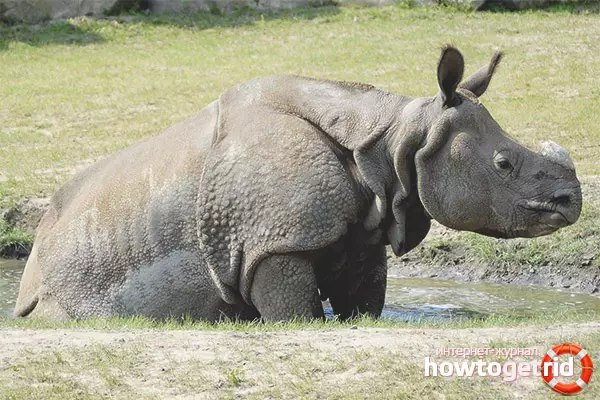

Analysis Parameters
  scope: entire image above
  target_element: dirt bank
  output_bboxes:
[1,323,599,398]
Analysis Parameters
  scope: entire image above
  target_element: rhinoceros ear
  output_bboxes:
[437,45,464,107]
[460,50,503,98]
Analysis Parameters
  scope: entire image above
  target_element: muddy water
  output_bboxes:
[381,277,600,322]
[0,259,23,317]
[2,259,600,321]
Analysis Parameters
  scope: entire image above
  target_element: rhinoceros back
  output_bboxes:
[15,102,220,319]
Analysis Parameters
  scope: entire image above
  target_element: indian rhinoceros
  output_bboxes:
[14,46,582,321]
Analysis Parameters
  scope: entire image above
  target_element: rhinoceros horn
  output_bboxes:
[538,141,575,171]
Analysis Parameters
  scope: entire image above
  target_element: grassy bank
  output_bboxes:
[1,5,599,276]
[2,301,598,330]
[0,220,31,257]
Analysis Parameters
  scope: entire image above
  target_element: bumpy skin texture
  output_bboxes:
[250,254,324,320]
[15,47,582,321]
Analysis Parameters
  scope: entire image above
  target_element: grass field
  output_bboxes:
[1,3,599,270]
[0,5,600,276]
[1,4,599,206]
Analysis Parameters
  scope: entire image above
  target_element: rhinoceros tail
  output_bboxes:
[13,244,42,317]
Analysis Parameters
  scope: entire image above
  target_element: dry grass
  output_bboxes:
[1,5,599,208]
[1,4,599,267]
[0,323,599,399]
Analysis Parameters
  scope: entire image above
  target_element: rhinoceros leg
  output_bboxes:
[13,243,70,321]
[328,246,387,320]
[354,257,387,317]
[111,250,260,322]
[250,254,324,321]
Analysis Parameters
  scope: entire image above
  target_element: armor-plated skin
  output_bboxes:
[15,47,582,321]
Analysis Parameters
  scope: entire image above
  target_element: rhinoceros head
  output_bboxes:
[410,46,582,238]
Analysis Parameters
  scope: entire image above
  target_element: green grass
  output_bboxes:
[1,5,600,208]
[1,305,597,330]
[225,368,246,387]
[0,219,32,257]
[1,5,599,280]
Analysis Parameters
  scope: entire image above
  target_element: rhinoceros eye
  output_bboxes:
[494,152,514,175]
[496,159,512,170]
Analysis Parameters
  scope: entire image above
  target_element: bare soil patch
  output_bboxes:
[1,323,599,399]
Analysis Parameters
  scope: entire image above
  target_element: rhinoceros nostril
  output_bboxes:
[551,190,572,206]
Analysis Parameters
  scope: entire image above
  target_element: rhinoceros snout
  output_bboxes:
[552,186,582,225]
[532,141,582,226]
[520,185,582,232]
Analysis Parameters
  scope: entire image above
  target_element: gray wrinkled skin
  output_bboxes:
[15,47,582,321]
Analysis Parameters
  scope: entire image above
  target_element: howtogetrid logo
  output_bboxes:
[425,342,594,396]
[541,343,594,396]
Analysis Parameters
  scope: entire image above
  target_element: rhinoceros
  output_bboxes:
[14,46,582,321]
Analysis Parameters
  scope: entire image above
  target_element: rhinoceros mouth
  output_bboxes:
[518,200,570,228]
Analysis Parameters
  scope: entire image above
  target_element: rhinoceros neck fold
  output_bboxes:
[222,74,411,151]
